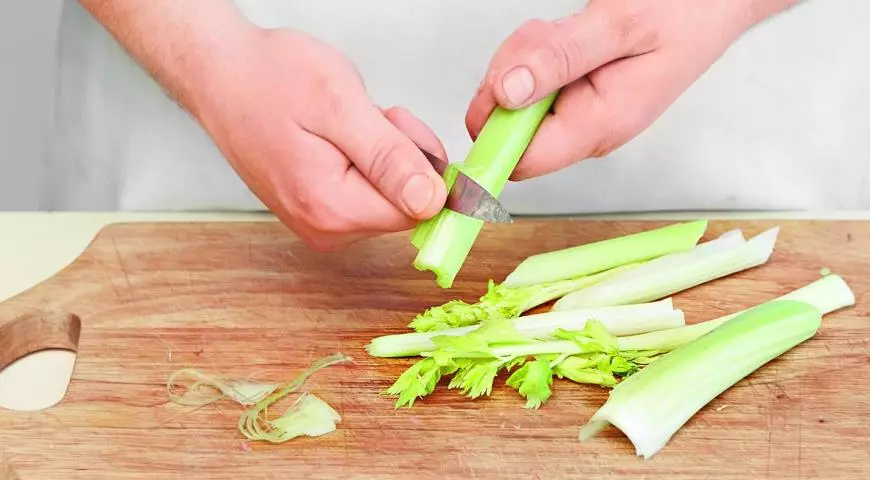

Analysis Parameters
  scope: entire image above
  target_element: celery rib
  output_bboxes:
[412,94,558,289]
[553,227,779,310]
[367,300,683,358]
[407,263,638,333]
[502,220,709,288]
[616,273,856,352]
[579,300,823,459]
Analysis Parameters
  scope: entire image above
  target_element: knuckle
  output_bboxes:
[305,73,349,127]
[607,5,660,53]
[366,136,403,186]
[294,191,354,236]
[545,36,582,83]
[306,208,351,235]
[516,18,551,37]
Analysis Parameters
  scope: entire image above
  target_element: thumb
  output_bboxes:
[319,102,447,220]
[490,11,648,109]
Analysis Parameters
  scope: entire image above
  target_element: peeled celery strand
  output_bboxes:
[412,94,558,289]
[580,300,823,459]
[367,299,683,358]
[502,220,709,288]
[553,227,779,310]
[617,273,856,352]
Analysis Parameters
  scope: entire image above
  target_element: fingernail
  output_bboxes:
[502,66,535,106]
[402,174,435,216]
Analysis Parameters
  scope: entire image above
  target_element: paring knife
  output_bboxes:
[419,148,513,223]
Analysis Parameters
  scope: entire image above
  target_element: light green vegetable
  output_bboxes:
[616,273,855,352]
[553,227,779,310]
[408,264,636,332]
[369,298,683,358]
[411,94,557,289]
[579,300,824,459]
[384,319,660,409]
[502,220,709,288]
[506,359,554,409]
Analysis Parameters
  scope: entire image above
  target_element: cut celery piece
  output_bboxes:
[408,263,639,333]
[553,227,779,310]
[580,300,823,459]
[502,220,709,288]
[366,299,682,358]
[617,273,856,352]
[412,94,558,289]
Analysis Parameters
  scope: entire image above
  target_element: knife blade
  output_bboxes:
[419,148,513,223]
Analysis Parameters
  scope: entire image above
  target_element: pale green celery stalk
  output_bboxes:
[579,300,823,459]
[411,94,557,288]
[367,299,683,357]
[502,220,709,288]
[422,272,855,361]
[408,263,637,333]
[617,273,856,352]
[421,338,646,361]
[553,227,779,311]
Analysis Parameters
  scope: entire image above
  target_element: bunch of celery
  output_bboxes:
[408,220,709,332]
[376,273,854,419]
[383,215,858,459]
[374,221,789,406]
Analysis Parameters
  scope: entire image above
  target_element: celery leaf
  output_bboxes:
[506,359,554,409]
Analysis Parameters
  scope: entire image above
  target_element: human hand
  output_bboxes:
[193,27,447,251]
[466,0,799,180]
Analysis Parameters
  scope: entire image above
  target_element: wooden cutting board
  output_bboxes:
[1,219,868,479]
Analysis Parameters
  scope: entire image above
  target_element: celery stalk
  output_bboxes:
[553,227,779,310]
[617,273,855,352]
[412,94,558,289]
[367,299,683,358]
[579,300,823,459]
[502,220,709,288]
[408,263,637,333]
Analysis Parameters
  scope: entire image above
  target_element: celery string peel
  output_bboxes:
[167,353,351,444]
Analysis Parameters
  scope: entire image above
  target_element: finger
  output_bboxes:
[511,53,666,180]
[383,106,449,161]
[487,9,658,111]
[508,78,606,180]
[464,90,498,142]
[269,131,417,250]
[465,19,555,140]
[310,99,447,221]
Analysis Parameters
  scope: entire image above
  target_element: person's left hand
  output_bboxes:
[465,0,797,180]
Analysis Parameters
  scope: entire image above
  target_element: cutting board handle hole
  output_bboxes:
[0,310,80,411]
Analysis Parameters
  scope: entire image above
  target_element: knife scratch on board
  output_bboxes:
[110,236,134,296]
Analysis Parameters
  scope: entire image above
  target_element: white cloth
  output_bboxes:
[42,0,870,214]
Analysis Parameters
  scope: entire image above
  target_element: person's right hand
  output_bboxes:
[192,27,448,252]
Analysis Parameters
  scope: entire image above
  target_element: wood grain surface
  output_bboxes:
[0,219,868,479]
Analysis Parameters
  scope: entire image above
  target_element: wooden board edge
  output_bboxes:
[0,310,81,372]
